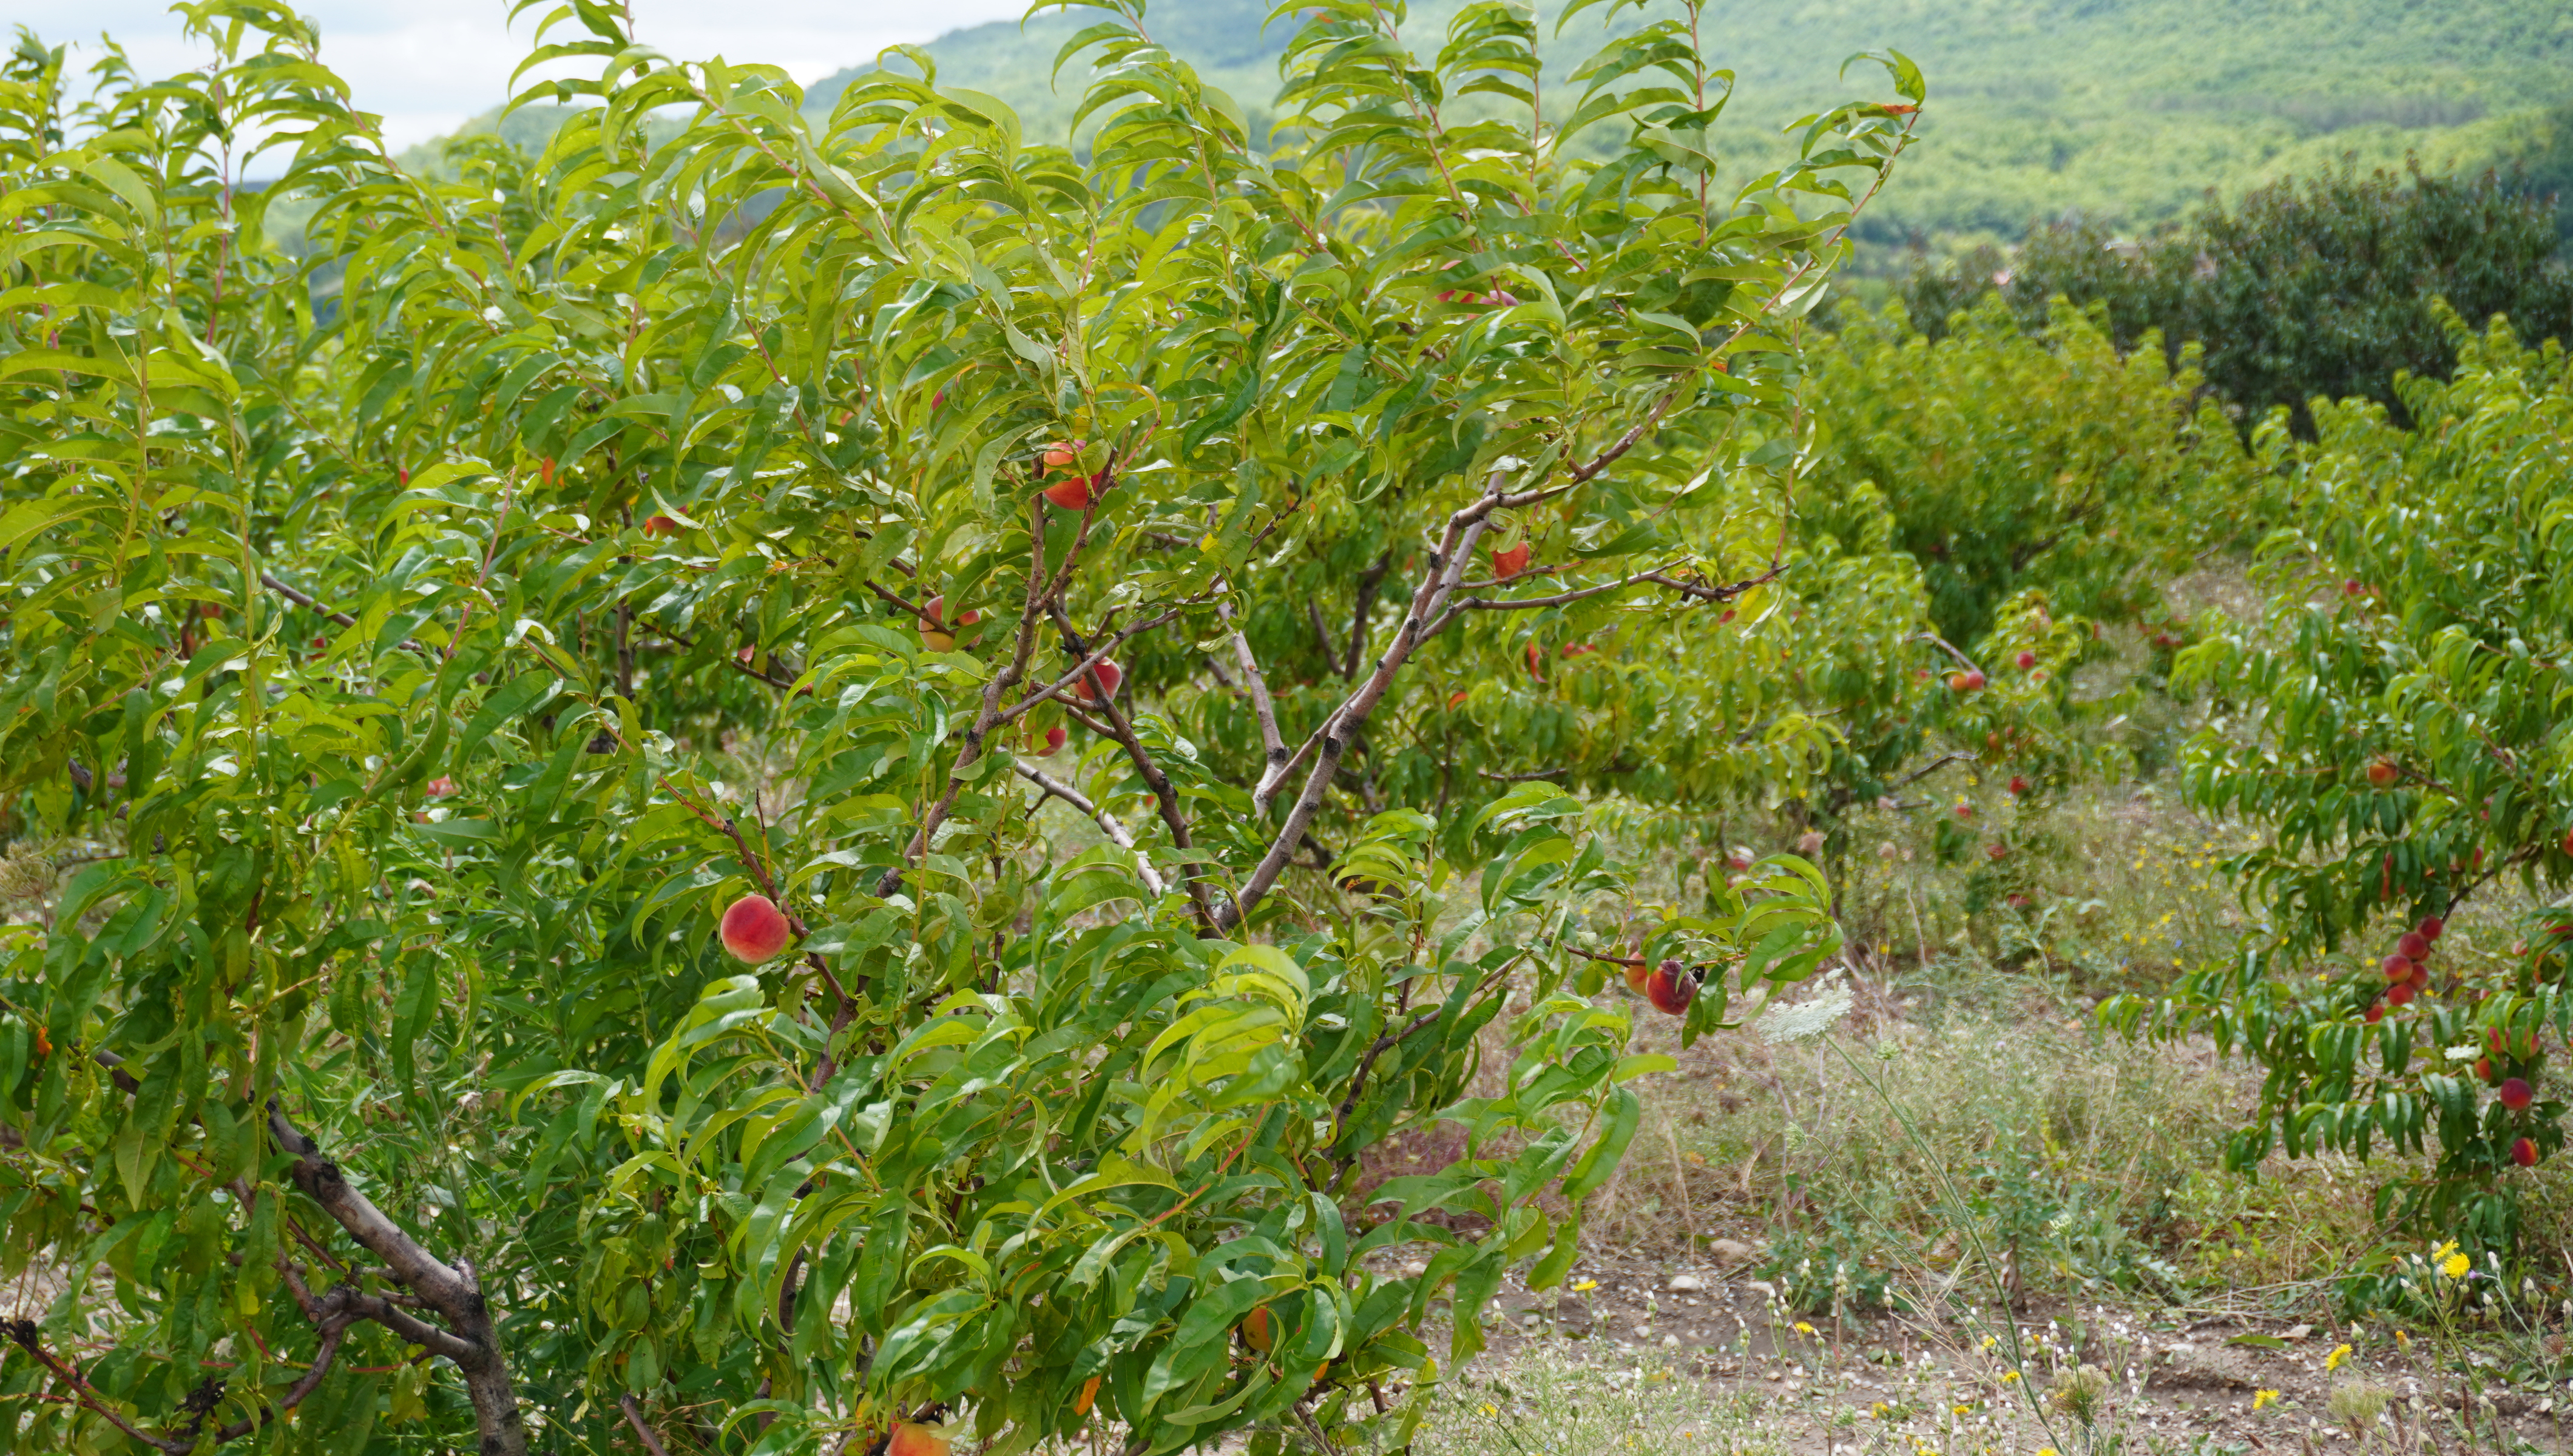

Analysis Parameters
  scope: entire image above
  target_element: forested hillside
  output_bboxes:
[799,0,2573,243]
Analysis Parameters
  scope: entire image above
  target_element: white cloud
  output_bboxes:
[13,0,1027,154]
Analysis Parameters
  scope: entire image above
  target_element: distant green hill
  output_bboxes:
[410,0,2573,249]
[802,0,2571,246]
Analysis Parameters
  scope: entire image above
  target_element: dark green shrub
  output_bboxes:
[1898,161,2573,431]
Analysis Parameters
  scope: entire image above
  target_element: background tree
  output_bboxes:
[2106,312,2572,1252]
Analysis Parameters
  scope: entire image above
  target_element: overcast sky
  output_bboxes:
[15,1,1028,152]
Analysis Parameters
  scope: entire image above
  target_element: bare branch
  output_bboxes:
[1016,762,1169,896]
[1219,596,1296,805]
[1478,767,1567,783]
[1049,607,1227,930]
[1887,750,1978,791]
[621,1394,675,1456]
[1222,475,1508,931]
[876,494,1063,896]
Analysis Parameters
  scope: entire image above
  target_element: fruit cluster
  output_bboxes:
[2367,912,2444,1016]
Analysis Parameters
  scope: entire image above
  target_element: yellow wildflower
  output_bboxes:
[2253,1389,2279,1410]
[2324,1344,2351,1371]
[2000,1370,2020,1384]
[1481,1404,1496,1416]
[2441,1251,2470,1279]
[1795,1322,1816,1335]
[1572,1279,1597,1292]
[2037,1449,2060,1456]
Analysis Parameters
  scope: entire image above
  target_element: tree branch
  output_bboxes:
[621,1394,675,1456]
[1222,474,1507,931]
[1217,597,1288,790]
[1017,762,1169,896]
[1049,606,1226,931]
[265,1102,530,1455]
[876,493,1066,896]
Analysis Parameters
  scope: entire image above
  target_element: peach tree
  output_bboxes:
[2105,314,2572,1253]
[0,1,1901,1450]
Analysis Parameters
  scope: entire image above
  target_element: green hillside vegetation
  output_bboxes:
[399,1,2571,251]
[795,0,2573,244]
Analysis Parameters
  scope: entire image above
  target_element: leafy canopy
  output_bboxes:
[0,1,1902,1451]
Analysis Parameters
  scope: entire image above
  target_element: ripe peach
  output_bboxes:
[1986,844,2007,861]
[2561,831,2573,858]
[1041,441,1086,472]
[918,595,981,652]
[2008,775,2027,795]
[2015,650,2036,669]
[1491,542,1532,580]
[1069,659,1123,709]
[888,1422,950,1456]
[2475,1056,2495,1084]
[2396,931,2430,962]
[425,776,458,798]
[1036,725,1067,757]
[1447,690,1469,710]
[1953,803,1973,819]
[2499,1077,2534,1111]
[2385,982,2416,1007]
[538,457,557,487]
[1629,957,1672,994]
[1073,1375,1101,1417]
[720,894,794,963]
[2364,1001,2384,1025]
[2512,1136,2538,1168]
[642,514,681,538]
[2380,954,2412,983]
[1041,473,1105,511]
[1644,962,1694,1016]
[2366,759,2397,788]
[2417,915,2444,943]
[1242,1307,1274,1353]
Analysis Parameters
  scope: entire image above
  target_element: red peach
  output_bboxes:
[2009,775,2028,795]
[2364,1001,2384,1024]
[888,1423,950,1456]
[2512,1136,2538,1167]
[2366,759,2398,788]
[1242,1307,1274,1353]
[1070,659,1124,708]
[2386,982,2416,1006]
[1644,962,1695,1016]
[642,514,681,538]
[2499,1077,2534,1111]
[425,776,458,798]
[2381,954,2412,982]
[1492,543,1532,581]
[720,894,793,963]
[2396,931,2430,962]
[2417,915,2444,943]
[1036,725,1067,757]
[2015,650,2036,669]
[1074,1375,1101,1416]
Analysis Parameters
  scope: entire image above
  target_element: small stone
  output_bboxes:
[1662,1334,1680,1347]
[1399,1260,1427,1276]
[1706,1238,1758,1268]
[1668,1273,1709,1293]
